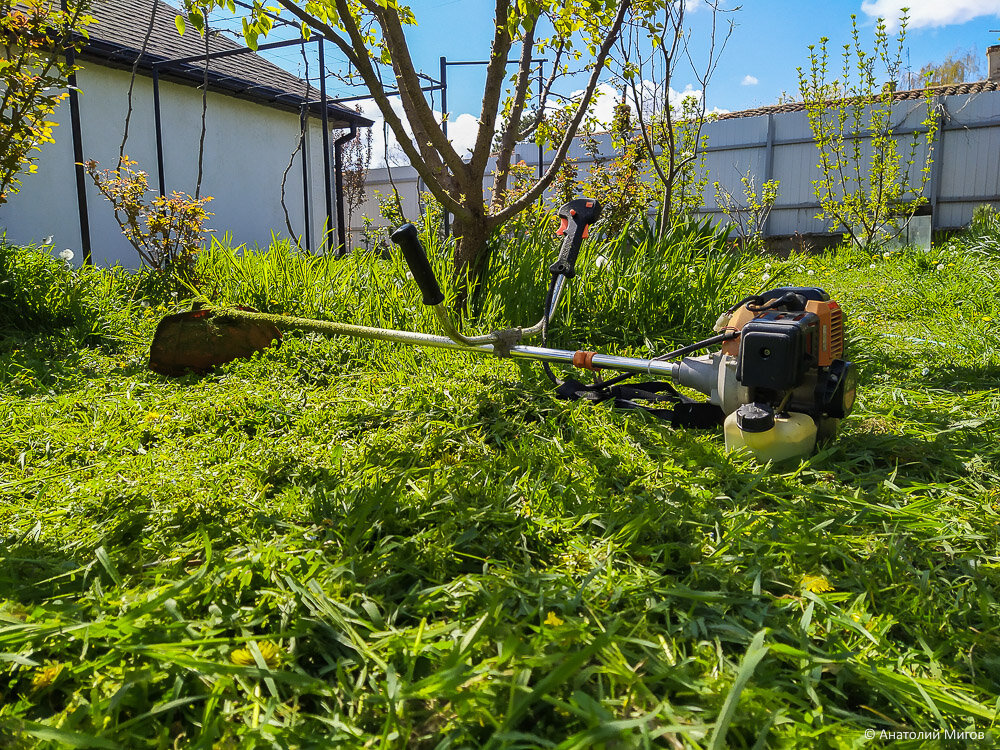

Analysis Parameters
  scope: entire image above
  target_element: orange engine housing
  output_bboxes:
[722,299,843,366]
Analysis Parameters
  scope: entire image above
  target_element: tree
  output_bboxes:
[183,0,632,303]
[797,14,939,251]
[613,0,733,237]
[713,169,778,252]
[903,47,984,88]
[341,110,374,252]
[575,98,654,234]
[0,0,92,205]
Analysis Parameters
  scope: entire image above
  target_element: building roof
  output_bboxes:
[716,79,1000,120]
[79,0,371,128]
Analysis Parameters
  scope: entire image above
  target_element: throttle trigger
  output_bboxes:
[556,217,569,237]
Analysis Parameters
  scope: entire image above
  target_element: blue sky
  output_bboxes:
[390,0,1000,114]
[222,0,1000,161]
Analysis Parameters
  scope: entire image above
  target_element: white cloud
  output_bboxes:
[581,83,620,127]
[443,113,480,162]
[643,81,729,116]
[741,74,759,86]
[861,0,1000,30]
[354,99,479,168]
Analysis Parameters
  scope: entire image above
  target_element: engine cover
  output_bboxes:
[736,311,819,391]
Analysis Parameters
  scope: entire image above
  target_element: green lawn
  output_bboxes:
[1,228,999,748]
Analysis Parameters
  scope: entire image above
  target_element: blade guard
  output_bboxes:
[148,305,281,376]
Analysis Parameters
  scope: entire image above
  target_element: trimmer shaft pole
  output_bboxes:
[212,308,680,380]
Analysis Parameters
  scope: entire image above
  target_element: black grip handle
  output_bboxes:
[390,223,444,306]
[549,198,602,279]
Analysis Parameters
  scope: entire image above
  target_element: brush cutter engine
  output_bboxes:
[672,287,856,459]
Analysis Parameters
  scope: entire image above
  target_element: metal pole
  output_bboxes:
[318,39,334,254]
[210,308,681,381]
[62,0,91,264]
[440,55,450,237]
[300,103,312,252]
[329,84,442,106]
[333,124,356,255]
[153,66,166,196]
[440,56,448,143]
[929,97,944,233]
[158,36,312,66]
[537,63,543,181]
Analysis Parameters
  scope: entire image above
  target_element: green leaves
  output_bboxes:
[797,11,937,251]
[0,3,91,205]
[187,6,205,33]
[708,630,770,750]
[241,16,259,50]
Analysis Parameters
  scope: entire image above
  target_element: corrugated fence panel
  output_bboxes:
[772,110,811,142]
[693,90,1000,234]
[939,125,1000,199]
[706,115,769,148]
[347,90,1000,238]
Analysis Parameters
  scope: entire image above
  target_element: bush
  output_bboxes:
[0,239,96,336]
[965,204,1000,255]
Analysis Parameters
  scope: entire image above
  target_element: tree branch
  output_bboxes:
[493,0,632,224]
[468,0,517,178]
[275,0,471,220]
[488,18,537,209]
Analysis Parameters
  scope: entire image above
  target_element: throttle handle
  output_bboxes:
[549,198,602,279]
[390,223,445,306]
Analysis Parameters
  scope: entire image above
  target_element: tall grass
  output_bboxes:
[0,240,97,337]
[195,210,754,356]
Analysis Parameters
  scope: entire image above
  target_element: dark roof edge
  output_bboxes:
[80,38,374,128]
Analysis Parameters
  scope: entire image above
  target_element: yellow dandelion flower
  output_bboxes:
[230,641,282,668]
[143,412,162,422]
[30,663,64,692]
[800,574,834,594]
[982,316,994,322]
[544,611,564,627]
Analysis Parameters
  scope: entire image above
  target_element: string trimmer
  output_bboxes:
[149,198,856,462]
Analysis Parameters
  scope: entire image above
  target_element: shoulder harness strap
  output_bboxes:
[554,377,725,429]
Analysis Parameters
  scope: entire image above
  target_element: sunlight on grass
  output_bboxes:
[1,215,998,746]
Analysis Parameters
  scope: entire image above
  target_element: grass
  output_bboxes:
[0,214,999,748]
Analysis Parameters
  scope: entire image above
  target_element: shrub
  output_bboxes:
[797,14,938,252]
[0,238,95,335]
[0,0,92,205]
[85,157,213,289]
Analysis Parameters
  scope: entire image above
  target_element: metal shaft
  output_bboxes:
[215,308,680,380]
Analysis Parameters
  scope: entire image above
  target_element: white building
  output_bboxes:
[1,0,371,266]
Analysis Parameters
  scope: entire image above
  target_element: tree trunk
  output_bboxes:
[451,213,492,313]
